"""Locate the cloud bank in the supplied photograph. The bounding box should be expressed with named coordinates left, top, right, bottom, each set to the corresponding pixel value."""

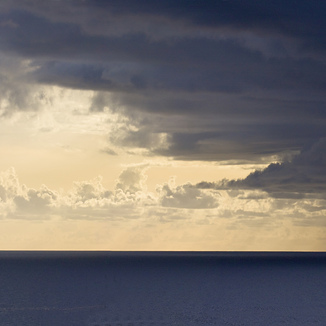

left=0, top=1, right=325, bottom=163
left=0, top=164, right=325, bottom=250
left=0, top=166, right=325, bottom=228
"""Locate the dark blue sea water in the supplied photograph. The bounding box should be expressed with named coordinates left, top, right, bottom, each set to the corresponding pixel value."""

left=0, top=251, right=325, bottom=325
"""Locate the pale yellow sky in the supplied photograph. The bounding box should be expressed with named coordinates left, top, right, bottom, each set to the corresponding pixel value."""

left=0, top=86, right=256, bottom=191
left=0, top=215, right=325, bottom=251
left=0, top=85, right=325, bottom=250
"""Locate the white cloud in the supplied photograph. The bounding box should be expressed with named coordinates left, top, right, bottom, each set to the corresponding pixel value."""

left=115, top=164, right=149, bottom=193
left=0, top=166, right=325, bottom=247
left=14, top=186, right=57, bottom=212
left=0, top=168, right=58, bottom=219
left=158, top=181, right=219, bottom=209
left=0, top=167, right=21, bottom=200
left=0, top=165, right=219, bottom=220
left=0, top=167, right=325, bottom=250
left=71, top=176, right=112, bottom=203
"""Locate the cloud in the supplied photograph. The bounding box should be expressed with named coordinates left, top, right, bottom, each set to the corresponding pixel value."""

left=0, top=168, right=57, bottom=219
left=158, top=182, right=219, bottom=209
left=71, top=177, right=112, bottom=203
left=13, top=186, right=57, bottom=216
left=237, top=138, right=326, bottom=197
left=10, top=1, right=326, bottom=51
left=197, top=138, right=326, bottom=198
left=0, top=1, right=326, bottom=204
left=100, top=147, right=117, bottom=156
left=0, top=167, right=21, bottom=202
left=109, top=127, right=170, bottom=155
left=0, top=53, right=46, bottom=115
left=86, top=88, right=325, bottom=163
left=0, top=166, right=219, bottom=221
left=0, top=166, right=326, bottom=248
left=2, top=5, right=326, bottom=96
left=115, top=164, right=149, bottom=193
left=0, top=2, right=325, bottom=166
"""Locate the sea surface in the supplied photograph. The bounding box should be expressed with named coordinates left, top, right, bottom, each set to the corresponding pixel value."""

left=0, top=251, right=325, bottom=325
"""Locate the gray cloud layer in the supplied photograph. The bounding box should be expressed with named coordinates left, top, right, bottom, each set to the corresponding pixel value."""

left=1, top=1, right=326, bottom=195
left=197, top=139, right=326, bottom=198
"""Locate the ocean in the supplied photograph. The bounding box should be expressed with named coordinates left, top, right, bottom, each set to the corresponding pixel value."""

left=0, top=251, right=325, bottom=325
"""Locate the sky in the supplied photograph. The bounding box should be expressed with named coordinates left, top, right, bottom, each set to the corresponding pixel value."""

left=0, top=0, right=326, bottom=250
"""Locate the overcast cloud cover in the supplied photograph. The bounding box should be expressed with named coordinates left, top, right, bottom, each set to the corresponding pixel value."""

left=0, top=1, right=326, bottom=249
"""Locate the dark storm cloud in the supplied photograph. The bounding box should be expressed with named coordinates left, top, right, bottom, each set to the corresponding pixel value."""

left=99, top=89, right=326, bottom=161
left=2, top=1, right=326, bottom=64
left=75, top=0, right=326, bottom=54
left=1, top=0, right=326, bottom=168
left=1, top=5, right=326, bottom=94
left=197, top=139, right=326, bottom=198
left=75, top=1, right=326, bottom=38
left=238, top=138, right=326, bottom=196
left=31, top=54, right=326, bottom=94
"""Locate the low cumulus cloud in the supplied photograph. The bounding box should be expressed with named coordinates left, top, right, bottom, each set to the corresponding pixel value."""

left=158, top=181, right=219, bottom=209
left=0, top=165, right=219, bottom=220
left=0, top=166, right=325, bottom=230
left=0, top=168, right=57, bottom=219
